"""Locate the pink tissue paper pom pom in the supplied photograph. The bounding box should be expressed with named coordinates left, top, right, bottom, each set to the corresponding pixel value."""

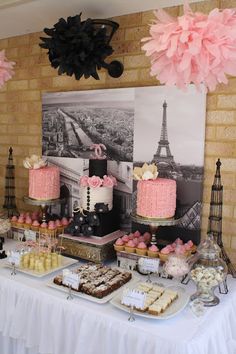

left=141, top=2, right=236, bottom=92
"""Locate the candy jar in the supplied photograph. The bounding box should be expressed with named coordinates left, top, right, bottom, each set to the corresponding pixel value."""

left=190, top=234, right=227, bottom=306
left=163, top=245, right=190, bottom=279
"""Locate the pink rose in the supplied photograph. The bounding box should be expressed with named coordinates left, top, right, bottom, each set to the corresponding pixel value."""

left=103, top=175, right=114, bottom=187
left=110, top=175, right=117, bottom=186
left=87, top=176, right=103, bottom=188
left=80, top=175, right=89, bottom=187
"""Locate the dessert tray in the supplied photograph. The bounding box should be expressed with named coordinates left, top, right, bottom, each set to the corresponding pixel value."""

left=47, top=264, right=138, bottom=304
left=110, top=285, right=190, bottom=320
left=3, top=256, right=78, bottom=278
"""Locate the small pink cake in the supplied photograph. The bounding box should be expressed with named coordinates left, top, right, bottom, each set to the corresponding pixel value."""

left=136, top=178, right=176, bottom=218
left=148, top=244, right=159, bottom=258
left=29, top=166, right=60, bottom=200
left=136, top=242, right=147, bottom=256
left=114, top=238, right=125, bottom=251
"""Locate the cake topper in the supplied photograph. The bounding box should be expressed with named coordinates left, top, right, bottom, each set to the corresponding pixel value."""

left=133, top=163, right=158, bottom=181
left=90, top=144, right=107, bottom=160
left=23, top=155, right=47, bottom=169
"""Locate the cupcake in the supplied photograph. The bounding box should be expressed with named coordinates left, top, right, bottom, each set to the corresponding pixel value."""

left=39, top=222, right=48, bottom=234
left=125, top=240, right=136, bottom=253
left=143, top=232, right=151, bottom=243
left=114, top=238, right=125, bottom=251
left=24, top=216, right=32, bottom=230
left=136, top=242, right=147, bottom=256
left=159, top=245, right=172, bottom=262
left=133, top=230, right=141, bottom=238
left=128, top=233, right=134, bottom=240
left=61, top=217, right=69, bottom=231
left=31, top=220, right=40, bottom=232
left=31, top=211, right=40, bottom=221
left=122, top=235, right=129, bottom=243
left=148, top=244, right=159, bottom=258
left=16, top=216, right=25, bottom=229
left=11, top=215, right=18, bottom=227
left=55, top=219, right=63, bottom=235
left=132, top=238, right=139, bottom=247
left=48, top=222, right=57, bottom=237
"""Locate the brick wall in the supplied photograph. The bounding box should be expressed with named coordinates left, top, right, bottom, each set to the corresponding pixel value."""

left=0, top=0, right=236, bottom=258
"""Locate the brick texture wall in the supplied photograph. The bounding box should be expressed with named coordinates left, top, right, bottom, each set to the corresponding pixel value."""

left=0, top=0, right=236, bottom=258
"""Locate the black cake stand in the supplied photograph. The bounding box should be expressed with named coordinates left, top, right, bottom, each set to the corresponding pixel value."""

left=131, top=213, right=181, bottom=246
left=23, top=196, right=65, bottom=223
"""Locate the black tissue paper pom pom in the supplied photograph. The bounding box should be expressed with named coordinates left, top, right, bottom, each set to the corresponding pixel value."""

left=39, top=13, right=115, bottom=80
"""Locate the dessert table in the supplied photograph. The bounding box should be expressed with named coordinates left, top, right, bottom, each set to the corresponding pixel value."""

left=0, top=239, right=236, bottom=354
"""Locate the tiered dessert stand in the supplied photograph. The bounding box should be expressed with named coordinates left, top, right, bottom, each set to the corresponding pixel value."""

left=131, top=213, right=181, bottom=245
left=23, top=196, right=65, bottom=222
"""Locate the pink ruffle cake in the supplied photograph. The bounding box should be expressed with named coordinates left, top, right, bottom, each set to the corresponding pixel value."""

left=136, top=178, right=176, bottom=218
left=29, top=166, right=60, bottom=200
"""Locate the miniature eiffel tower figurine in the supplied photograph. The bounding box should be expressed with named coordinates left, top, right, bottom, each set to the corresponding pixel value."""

left=207, top=158, right=236, bottom=278
left=3, top=147, right=18, bottom=217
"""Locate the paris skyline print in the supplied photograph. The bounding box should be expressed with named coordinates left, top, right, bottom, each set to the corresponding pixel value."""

left=42, top=85, right=206, bottom=242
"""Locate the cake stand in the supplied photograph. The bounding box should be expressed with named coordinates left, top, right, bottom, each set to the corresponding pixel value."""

left=23, top=197, right=65, bottom=223
left=131, top=213, right=181, bottom=246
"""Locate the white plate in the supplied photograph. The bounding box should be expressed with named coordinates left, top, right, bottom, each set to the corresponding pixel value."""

left=3, top=256, right=78, bottom=278
left=110, top=285, right=190, bottom=320
left=47, top=274, right=139, bottom=304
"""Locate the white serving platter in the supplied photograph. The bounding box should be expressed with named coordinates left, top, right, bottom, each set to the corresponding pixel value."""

left=110, top=285, right=190, bottom=320
left=3, top=256, right=78, bottom=278
left=47, top=274, right=139, bottom=304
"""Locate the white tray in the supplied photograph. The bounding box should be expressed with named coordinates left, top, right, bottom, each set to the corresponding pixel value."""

left=47, top=274, right=139, bottom=304
left=110, top=285, right=190, bottom=320
left=3, top=256, right=78, bottom=278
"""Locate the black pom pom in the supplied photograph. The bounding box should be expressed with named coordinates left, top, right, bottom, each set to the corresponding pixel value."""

left=39, top=13, right=116, bottom=80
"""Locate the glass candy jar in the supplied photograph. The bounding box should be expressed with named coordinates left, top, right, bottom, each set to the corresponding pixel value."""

left=190, top=234, right=227, bottom=306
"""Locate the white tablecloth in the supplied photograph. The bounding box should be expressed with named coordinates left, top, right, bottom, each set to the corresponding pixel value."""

left=1, top=239, right=236, bottom=354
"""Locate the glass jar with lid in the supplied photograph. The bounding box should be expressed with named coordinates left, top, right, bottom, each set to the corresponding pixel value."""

left=189, top=233, right=228, bottom=306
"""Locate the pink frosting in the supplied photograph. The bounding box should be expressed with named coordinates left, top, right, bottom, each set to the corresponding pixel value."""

left=17, top=217, right=24, bottom=224
left=138, top=236, right=145, bottom=243
left=161, top=246, right=171, bottom=255
left=32, top=220, right=40, bottom=226
left=133, top=230, right=141, bottom=237
left=48, top=224, right=56, bottom=230
left=11, top=216, right=18, bottom=222
left=61, top=217, right=69, bottom=226
left=29, top=166, right=60, bottom=200
left=115, top=238, right=124, bottom=246
left=25, top=217, right=32, bottom=224
left=128, top=233, right=134, bottom=240
left=133, top=238, right=139, bottom=246
left=149, top=245, right=159, bottom=252
left=19, top=212, right=25, bottom=218
left=137, top=178, right=176, bottom=218
left=175, top=238, right=183, bottom=245
left=55, top=219, right=62, bottom=227
left=40, top=222, right=48, bottom=228
left=122, top=235, right=129, bottom=243
left=127, top=240, right=135, bottom=248
left=175, top=245, right=186, bottom=255
left=187, top=240, right=194, bottom=247
left=184, top=243, right=192, bottom=251
left=137, top=242, right=147, bottom=249
left=143, top=232, right=151, bottom=241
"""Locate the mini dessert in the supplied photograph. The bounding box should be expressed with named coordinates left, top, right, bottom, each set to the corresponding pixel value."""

left=133, top=230, right=141, bottom=238
left=159, top=245, right=172, bottom=262
left=20, top=251, right=62, bottom=273
left=114, top=238, right=125, bottom=251
left=128, top=233, right=134, bottom=240
left=11, top=216, right=18, bottom=227
left=143, top=232, right=151, bottom=243
left=53, top=263, right=132, bottom=299
left=48, top=222, right=57, bottom=237
left=31, top=220, right=40, bottom=232
left=24, top=216, right=32, bottom=230
left=39, top=222, right=48, bottom=234
left=61, top=217, right=69, bottom=231
left=16, top=216, right=24, bottom=229
left=136, top=242, right=147, bottom=256
left=125, top=240, right=136, bottom=253
left=132, top=238, right=139, bottom=247
left=148, top=245, right=159, bottom=258
left=55, top=219, right=63, bottom=235
left=122, top=235, right=129, bottom=243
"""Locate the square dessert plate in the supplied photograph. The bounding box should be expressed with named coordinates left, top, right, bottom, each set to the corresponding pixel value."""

left=110, top=285, right=190, bottom=320
left=3, top=256, right=78, bottom=278
left=47, top=273, right=139, bottom=304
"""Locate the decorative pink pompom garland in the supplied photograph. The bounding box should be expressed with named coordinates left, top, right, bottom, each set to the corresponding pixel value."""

left=142, top=2, right=236, bottom=91
left=0, top=50, right=15, bottom=88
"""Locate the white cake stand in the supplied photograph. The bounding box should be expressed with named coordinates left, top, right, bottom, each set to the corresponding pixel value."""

left=23, top=197, right=65, bottom=222
left=130, top=213, right=181, bottom=245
